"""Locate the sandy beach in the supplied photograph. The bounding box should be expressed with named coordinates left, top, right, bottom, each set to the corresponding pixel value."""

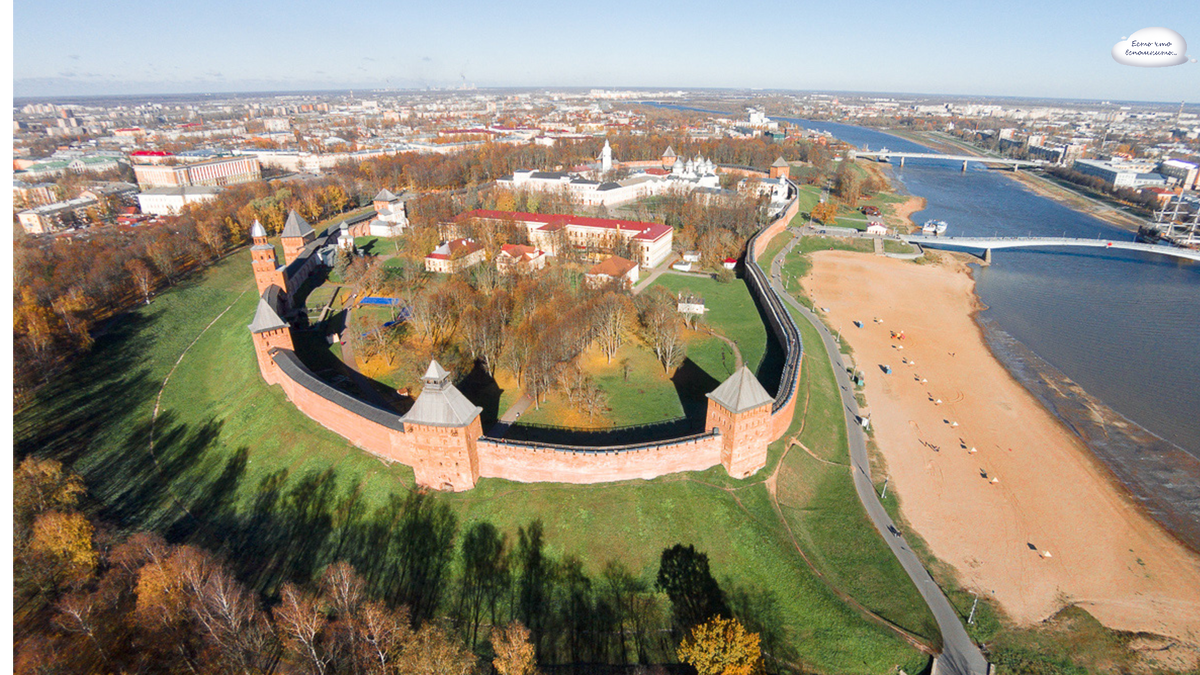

left=803, top=250, right=1200, bottom=648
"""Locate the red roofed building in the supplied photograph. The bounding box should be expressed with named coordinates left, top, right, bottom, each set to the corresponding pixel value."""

left=495, top=244, right=546, bottom=275
left=452, top=210, right=673, bottom=269
left=425, top=238, right=486, bottom=273
left=585, top=255, right=640, bottom=289
left=129, top=150, right=174, bottom=165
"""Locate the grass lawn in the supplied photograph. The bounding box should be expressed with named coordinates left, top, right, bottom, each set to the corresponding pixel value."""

left=685, top=333, right=738, bottom=383
left=354, top=236, right=403, bottom=257
left=14, top=248, right=932, bottom=674
left=883, top=240, right=917, bottom=254
left=777, top=303, right=940, bottom=645
left=515, top=341, right=685, bottom=428
left=648, top=275, right=768, bottom=373
left=758, top=230, right=794, bottom=271
left=788, top=185, right=824, bottom=227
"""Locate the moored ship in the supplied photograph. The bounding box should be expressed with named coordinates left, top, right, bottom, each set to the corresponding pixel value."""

left=922, top=219, right=949, bottom=236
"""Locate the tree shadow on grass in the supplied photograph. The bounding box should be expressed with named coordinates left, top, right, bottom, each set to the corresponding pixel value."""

left=458, top=361, right=504, bottom=427
left=671, top=357, right=720, bottom=431
left=14, top=312, right=157, bottom=467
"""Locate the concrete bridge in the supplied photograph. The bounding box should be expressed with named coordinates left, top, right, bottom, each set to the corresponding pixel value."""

left=900, top=235, right=1200, bottom=263
left=851, top=150, right=1045, bottom=172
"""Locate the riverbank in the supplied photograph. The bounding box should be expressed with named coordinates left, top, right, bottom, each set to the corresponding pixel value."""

left=880, top=128, right=1150, bottom=233
left=802, top=250, right=1200, bottom=654
left=1007, top=171, right=1147, bottom=232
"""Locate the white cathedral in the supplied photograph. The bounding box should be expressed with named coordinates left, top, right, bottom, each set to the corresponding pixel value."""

left=498, top=143, right=726, bottom=207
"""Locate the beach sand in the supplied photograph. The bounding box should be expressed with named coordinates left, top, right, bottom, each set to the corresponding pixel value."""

left=803, top=250, right=1200, bottom=647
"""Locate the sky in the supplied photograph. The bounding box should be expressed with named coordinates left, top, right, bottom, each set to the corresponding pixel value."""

left=12, top=0, right=1200, bottom=102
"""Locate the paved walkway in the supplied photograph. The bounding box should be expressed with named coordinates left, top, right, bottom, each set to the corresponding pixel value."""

left=631, top=252, right=681, bottom=295
left=487, top=392, right=534, bottom=438
left=768, top=232, right=989, bottom=675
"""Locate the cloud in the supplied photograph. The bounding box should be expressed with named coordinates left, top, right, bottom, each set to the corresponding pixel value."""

left=1112, top=27, right=1192, bottom=67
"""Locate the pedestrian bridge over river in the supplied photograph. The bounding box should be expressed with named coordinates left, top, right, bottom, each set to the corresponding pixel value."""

left=900, top=235, right=1200, bottom=263
left=852, top=150, right=1045, bottom=171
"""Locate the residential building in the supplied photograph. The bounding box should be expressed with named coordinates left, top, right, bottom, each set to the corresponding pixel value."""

left=133, top=156, right=261, bottom=188
left=16, top=155, right=123, bottom=180
left=495, top=244, right=547, bottom=275
left=1072, top=158, right=1166, bottom=189
left=451, top=210, right=673, bottom=269
left=425, top=238, right=486, bottom=273
left=13, top=181, right=61, bottom=208
left=17, top=196, right=102, bottom=234
left=677, top=293, right=706, bottom=315
left=585, top=255, right=639, bottom=289
left=137, top=186, right=224, bottom=215
left=1157, top=159, right=1199, bottom=191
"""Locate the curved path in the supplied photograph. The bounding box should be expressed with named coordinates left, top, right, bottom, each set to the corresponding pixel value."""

left=768, top=232, right=989, bottom=675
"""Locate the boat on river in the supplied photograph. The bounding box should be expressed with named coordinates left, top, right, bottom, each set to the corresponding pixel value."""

left=922, top=220, right=949, bottom=236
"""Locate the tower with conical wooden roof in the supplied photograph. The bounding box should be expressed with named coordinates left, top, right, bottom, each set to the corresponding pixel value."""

left=247, top=295, right=294, bottom=383
left=661, top=146, right=677, bottom=168
left=399, top=360, right=485, bottom=491
left=705, top=366, right=774, bottom=478
left=280, top=210, right=316, bottom=265
left=250, top=219, right=286, bottom=295
left=770, top=156, right=790, bottom=180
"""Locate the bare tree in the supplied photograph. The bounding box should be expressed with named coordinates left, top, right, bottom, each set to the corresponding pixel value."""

left=276, top=583, right=329, bottom=675
left=125, top=258, right=155, bottom=305
left=55, top=591, right=111, bottom=668
left=396, top=622, right=477, bottom=675
left=594, top=293, right=633, bottom=363
left=147, top=237, right=179, bottom=285
left=358, top=601, right=412, bottom=674
left=183, top=554, right=278, bottom=674
left=639, top=292, right=686, bottom=373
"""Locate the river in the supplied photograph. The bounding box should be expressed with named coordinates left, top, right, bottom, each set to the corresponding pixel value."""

left=772, top=117, right=1200, bottom=461
left=646, top=102, right=1200, bottom=543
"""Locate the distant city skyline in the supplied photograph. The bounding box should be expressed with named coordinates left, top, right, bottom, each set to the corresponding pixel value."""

left=13, top=0, right=1200, bottom=102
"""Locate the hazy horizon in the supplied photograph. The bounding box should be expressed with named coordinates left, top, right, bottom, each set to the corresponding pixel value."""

left=14, top=0, right=1199, bottom=102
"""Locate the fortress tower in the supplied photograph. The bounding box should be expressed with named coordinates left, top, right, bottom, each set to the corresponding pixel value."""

left=661, top=146, right=677, bottom=168
left=250, top=219, right=286, bottom=295
left=248, top=296, right=294, bottom=384
left=770, top=157, right=790, bottom=180
left=373, top=188, right=398, bottom=214
left=705, top=367, right=775, bottom=478
left=280, top=210, right=316, bottom=265
left=400, top=361, right=485, bottom=491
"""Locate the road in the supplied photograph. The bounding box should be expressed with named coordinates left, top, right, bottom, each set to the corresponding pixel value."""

left=768, top=232, right=990, bottom=675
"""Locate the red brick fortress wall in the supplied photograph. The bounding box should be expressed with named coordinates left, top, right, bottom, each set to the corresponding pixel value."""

left=245, top=188, right=806, bottom=491
left=477, top=433, right=722, bottom=484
